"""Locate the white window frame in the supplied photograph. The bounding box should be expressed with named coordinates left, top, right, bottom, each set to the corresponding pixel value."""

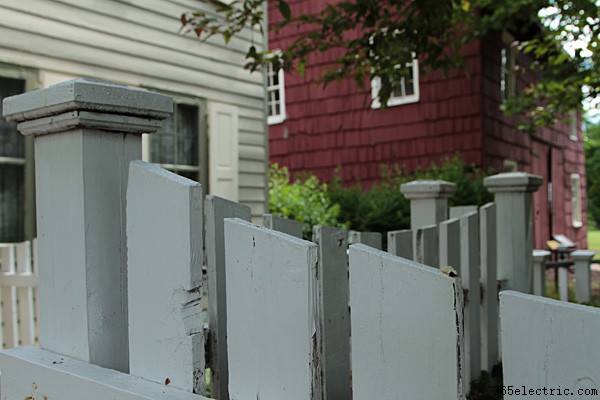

left=569, top=110, right=578, bottom=141
left=371, top=59, right=420, bottom=108
left=571, top=173, right=583, bottom=228
left=501, top=31, right=517, bottom=101
left=267, top=62, right=286, bottom=125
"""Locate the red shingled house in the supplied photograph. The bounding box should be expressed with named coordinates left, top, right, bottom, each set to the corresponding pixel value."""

left=266, top=0, right=587, bottom=248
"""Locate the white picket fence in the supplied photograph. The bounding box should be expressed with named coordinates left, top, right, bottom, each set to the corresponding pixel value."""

left=1, top=79, right=599, bottom=400
left=0, top=241, right=39, bottom=350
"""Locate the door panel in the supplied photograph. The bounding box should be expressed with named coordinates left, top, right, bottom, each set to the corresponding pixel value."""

left=208, top=103, right=239, bottom=202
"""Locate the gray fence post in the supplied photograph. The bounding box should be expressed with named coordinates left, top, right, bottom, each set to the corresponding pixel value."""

left=400, top=180, right=456, bottom=230
left=387, top=229, right=414, bottom=259
left=571, top=250, right=596, bottom=303
left=348, top=230, right=382, bottom=249
left=484, top=173, right=542, bottom=293
left=263, top=214, right=303, bottom=238
left=532, top=250, right=551, bottom=296
left=415, top=224, right=439, bottom=267
left=2, top=79, right=171, bottom=372
left=439, top=218, right=460, bottom=269
left=480, top=203, right=499, bottom=372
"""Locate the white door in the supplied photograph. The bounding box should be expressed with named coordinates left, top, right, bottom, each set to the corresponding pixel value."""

left=208, top=102, right=239, bottom=202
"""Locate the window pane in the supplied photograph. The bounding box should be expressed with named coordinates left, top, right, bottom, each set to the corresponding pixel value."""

left=177, top=104, right=198, bottom=166
left=0, top=78, right=25, bottom=158
left=0, top=164, right=24, bottom=242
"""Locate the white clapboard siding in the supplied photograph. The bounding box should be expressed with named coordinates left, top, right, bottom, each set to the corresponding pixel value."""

left=0, top=241, right=39, bottom=350
left=225, top=218, right=321, bottom=400
left=500, top=291, right=600, bottom=400
left=0, top=0, right=268, bottom=218
left=127, top=161, right=204, bottom=394
left=349, top=245, right=464, bottom=400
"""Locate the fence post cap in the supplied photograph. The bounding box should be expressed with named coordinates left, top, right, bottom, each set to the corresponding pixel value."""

left=571, top=249, right=596, bottom=260
left=483, top=172, right=542, bottom=193
left=2, top=78, right=173, bottom=124
left=400, top=180, right=456, bottom=199
left=532, top=249, right=551, bottom=260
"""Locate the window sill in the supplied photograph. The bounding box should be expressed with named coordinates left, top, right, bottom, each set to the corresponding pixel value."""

left=268, top=114, right=286, bottom=125
left=572, top=221, right=583, bottom=229
left=371, top=95, right=419, bottom=109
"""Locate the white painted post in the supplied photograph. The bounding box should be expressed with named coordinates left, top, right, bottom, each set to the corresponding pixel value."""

left=225, top=218, right=321, bottom=400
left=532, top=250, right=551, bottom=296
left=459, top=211, right=481, bottom=387
left=558, top=266, right=569, bottom=301
left=3, top=79, right=172, bottom=372
left=572, top=250, right=596, bottom=303
left=15, top=241, right=36, bottom=346
left=500, top=291, right=600, bottom=399
left=400, top=180, right=456, bottom=230
left=439, top=218, right=460, bottom=269
left=313, top=226, right=351, bottom=400
left=450, top=205, right=478, bottom=219
left=127, top=161, right=204, bottom=394
left=204, top=194, right=251, bottom=400
left=415, top=224, right=439, bottom=267
left=348, top=230, right=382, bottom=249
left=349, top=245, right=464, bottom=399
left=263, top=213, right=303, bottom=238
left=484, top=173, right=542, bottom=293
left=387, top=229, right=413, bottom=259
left=479, top=203, right=499, bottom=372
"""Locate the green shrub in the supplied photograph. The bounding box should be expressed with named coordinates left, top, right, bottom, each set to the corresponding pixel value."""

left=268, top=164, right=346, bottom=239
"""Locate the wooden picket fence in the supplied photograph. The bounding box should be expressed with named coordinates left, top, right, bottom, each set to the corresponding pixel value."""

left=0, top=241, right=39, bottom=350
left=1, top=79, right=599, bottom=400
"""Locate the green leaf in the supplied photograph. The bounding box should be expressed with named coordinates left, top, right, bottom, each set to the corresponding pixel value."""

left=278, top=0, right=292, bottom=21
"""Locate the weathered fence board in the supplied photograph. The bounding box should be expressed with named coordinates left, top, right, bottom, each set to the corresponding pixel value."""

left=532, top=250, right=550, bottom=297
left=349, top=245, right=464, bottom=400
left=127, top=160, right=204, bottom=394
left=479, top=203, right=498, bottom=372
left=348, top=230, right=382, bottom=249
left=205, top=195, right=251, bottom=400
left=415, top=224, right=439, bottom=267
left=500, top=291, right=600, bottom=399
left=387, top=229, right=413, bottom=259
left=263, top=213, right=303, bottom=238
left=439, top=217, right=460, bottom=269
left=449, top=205, right=478, bottom=219
left=225, top=218, right=321, bottom=400
left=313, top=226, right=351, bottom=400
left=572, top=250, right=596, bottom=303
left=459, top=211, right=481, bottom=386
left=0, top=347, right=210, bottom=400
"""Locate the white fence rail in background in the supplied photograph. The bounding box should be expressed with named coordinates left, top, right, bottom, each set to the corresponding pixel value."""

left=1, top=79, right=599, bottom=400
left=0, top=241, right=39, bottom=350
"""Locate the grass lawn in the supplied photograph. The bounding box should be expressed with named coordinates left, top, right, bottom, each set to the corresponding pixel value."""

left=588, top=229, right=600, bottom=252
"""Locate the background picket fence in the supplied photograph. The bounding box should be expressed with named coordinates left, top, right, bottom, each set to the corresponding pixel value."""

left=1, top=79, right=599, bottom=400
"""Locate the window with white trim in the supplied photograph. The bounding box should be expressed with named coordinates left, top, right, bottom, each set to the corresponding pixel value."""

left=501, top=32, right=517, bottom=101
left=371, top=59, right=419, bottom=108
left=571, top=173, right=582, bottom=228
left=569, top=110, right=578, bottom=141
left=267, top=62, right=286, bottom=124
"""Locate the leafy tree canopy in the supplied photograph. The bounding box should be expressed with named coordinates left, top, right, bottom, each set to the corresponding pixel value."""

left=181, top=0, right=599, bottom=132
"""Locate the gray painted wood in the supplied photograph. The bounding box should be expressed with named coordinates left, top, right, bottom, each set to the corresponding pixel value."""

left=532, top=250, right=551, bottom=297
left=225, top=218, right=322, bottom=400
left=484, top=173, right=542, bottom=293
left=572, top=250, right=596, bottom=303
left=500, top=291, right=600, bottom=399
left=0, top=347, right=210, bottom=400
left=349, top=244, right=464, bottom=399
left=479, top=203, right=499, bottom=372
left=415, top=224, right=439, bottom=267
left=387, top=229, right=413, bottom=259
left=4, top=80, right=170, bottom=372
left=439, top=218, right=460, bottom=269
left=449, top=205, right=478, bottom=219
left=459, top=211, right=481, bottom=386
left=204, top=195, right=251, bottom=400
left=312, top=226, right=351, bottom=400
left=348, top=230, right=382, bottom=249
left=127, top=161, right=204, bottom=394
left=558, top=266, right=569, bottom=301
left=263, top=213, right=303, bottom=238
